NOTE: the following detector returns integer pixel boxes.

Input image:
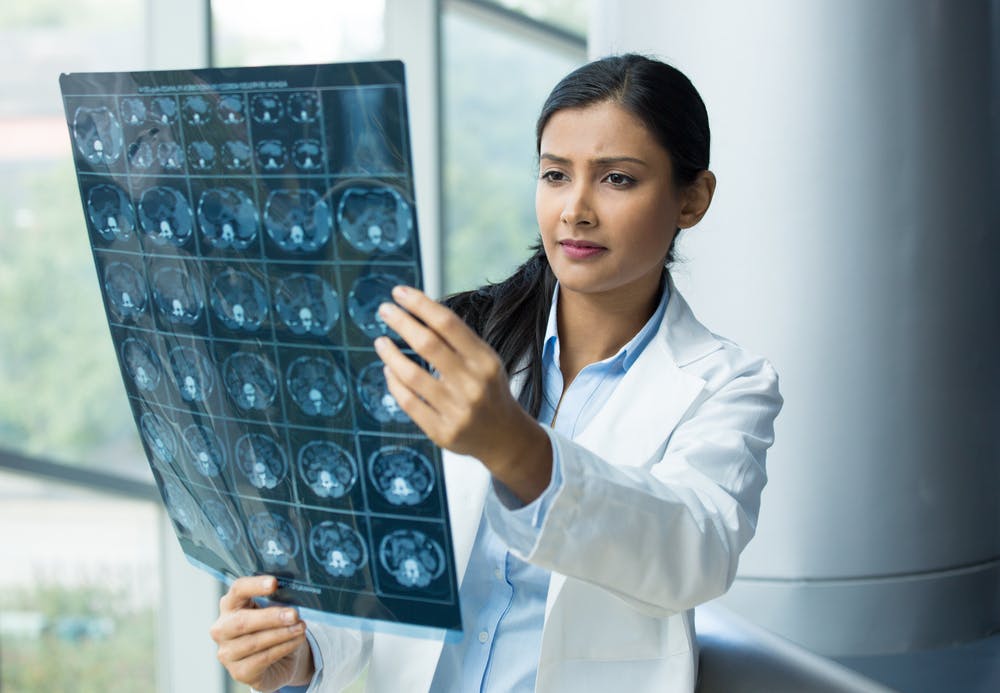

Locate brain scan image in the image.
[218,94,246,124]
[251,93,284,124]
[168,346,215,403]
[182,95,213,126]
[86,184,136,242]
[105,263,148,320]
[309,521,367,578]
[151,266,204,326]
[287,92,320,123]
[222,140,252,171]
[356,361,410,424]
[197,187,259,250]
[223,352,278,411]
[235,433,288,489]
[138,186,194,246]
[183,424,226,477]
[72,106,124,165]
[121,338,162,392]
[286,356,348,417]
[292,139,323,171]
[149,96,178,125]
[156,140,185,171]
[163,480,199,533]
[128,140,154,169]
[263,189,332,252]
[119,97,146,126]
[337,187,412,254]
[378,529,446,588]
[368,446,434,507]
[249,512,299,567]
[202,498,241,550]
[140,412,178,465]
[210,269,268,331]
[297,441,357,499]
[256,140,287,171]
[348,273,400,339]
[187,141,216,171]
[273,273,340,337]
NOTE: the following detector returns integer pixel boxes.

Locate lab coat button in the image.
[494,568,503,580]
[478,630,489,643]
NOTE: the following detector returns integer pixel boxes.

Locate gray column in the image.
[591,0,1000,655]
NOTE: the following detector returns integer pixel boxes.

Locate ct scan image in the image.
[62,60,461,638]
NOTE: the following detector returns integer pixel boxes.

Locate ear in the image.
[677,170,717,230]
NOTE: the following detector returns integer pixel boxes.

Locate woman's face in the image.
[535,100,683,302]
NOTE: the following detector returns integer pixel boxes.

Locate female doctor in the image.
[210,54,782,693]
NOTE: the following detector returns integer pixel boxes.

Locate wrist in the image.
[484,414,553,504]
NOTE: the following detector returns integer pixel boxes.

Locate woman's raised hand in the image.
[374,286,552,503]
[209,576,314,692]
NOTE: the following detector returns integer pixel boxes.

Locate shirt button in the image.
[478,630,489,644]
[494,568,503,580]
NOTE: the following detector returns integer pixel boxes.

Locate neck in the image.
[556,271,664,386]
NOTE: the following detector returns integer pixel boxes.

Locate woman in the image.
[210,54,782,693]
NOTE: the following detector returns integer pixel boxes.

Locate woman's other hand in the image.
[209,576,314,692]
[374,286,552,503]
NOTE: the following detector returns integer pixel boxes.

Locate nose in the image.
[560,182,595,227]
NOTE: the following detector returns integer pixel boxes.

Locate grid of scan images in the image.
[59,61,461,636]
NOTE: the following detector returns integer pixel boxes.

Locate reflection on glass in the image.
[138,186,194,246]
[309,521,367,577]
[338,187,412,253]
[105,263,147,320]
[210,268,268,331]
[286,356,348,417]
[168,346,215,403]
[356,361,409,424]
[183,424,227,477]
[235,433,288,489]
[121,338,161,391]
[222,352,278,411]
[249,512,299,567]
[378,529,446,588]
[297,440,356,498]
[151,266,204,325]
[273,273,340,336]
[86,184,135,241]
[72,106,123,165]
[263,189,331,252]
[368,445,434,506]
[197,187,259,250]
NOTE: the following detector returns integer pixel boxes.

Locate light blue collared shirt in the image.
[428,277,670,692]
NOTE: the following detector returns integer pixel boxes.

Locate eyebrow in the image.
[540,153,649,167]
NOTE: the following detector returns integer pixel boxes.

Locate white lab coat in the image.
[303,275,782,693]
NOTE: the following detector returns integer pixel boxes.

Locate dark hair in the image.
[445,54,711,417]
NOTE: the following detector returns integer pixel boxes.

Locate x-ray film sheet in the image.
[59,61,462,640]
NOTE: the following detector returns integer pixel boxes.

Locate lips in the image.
[559,239,607,260]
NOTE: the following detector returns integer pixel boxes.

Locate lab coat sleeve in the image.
[298,621,372,693]
[488,355,781,618]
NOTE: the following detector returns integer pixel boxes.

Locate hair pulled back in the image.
[445,54,711,417]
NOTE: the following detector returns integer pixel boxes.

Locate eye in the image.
[605,172,636,187]
[540,170,567,183]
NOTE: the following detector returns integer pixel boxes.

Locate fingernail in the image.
[392,285,410,299]
[378,302,396,317]
[373,336,387,352]
[281,608,297,624]
[261,576,275,590]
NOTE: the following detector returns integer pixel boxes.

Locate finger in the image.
[390,286,486,355]
[383,364,443,440]
[227,633,308,687]
[220,619,306,663]
[220,575,278,613]
[212,605,301,643]
[377,302,462,374]
[374,337,445,407]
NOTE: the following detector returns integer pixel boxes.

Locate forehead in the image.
[539,100,664,159]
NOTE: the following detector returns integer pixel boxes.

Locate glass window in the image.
[211,0,385,67]
[479,0,588,38]
[0,1,151,477]
[442,9,583,293]
[0,470,160,691]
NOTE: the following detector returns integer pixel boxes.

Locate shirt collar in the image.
[541,274,671,373]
